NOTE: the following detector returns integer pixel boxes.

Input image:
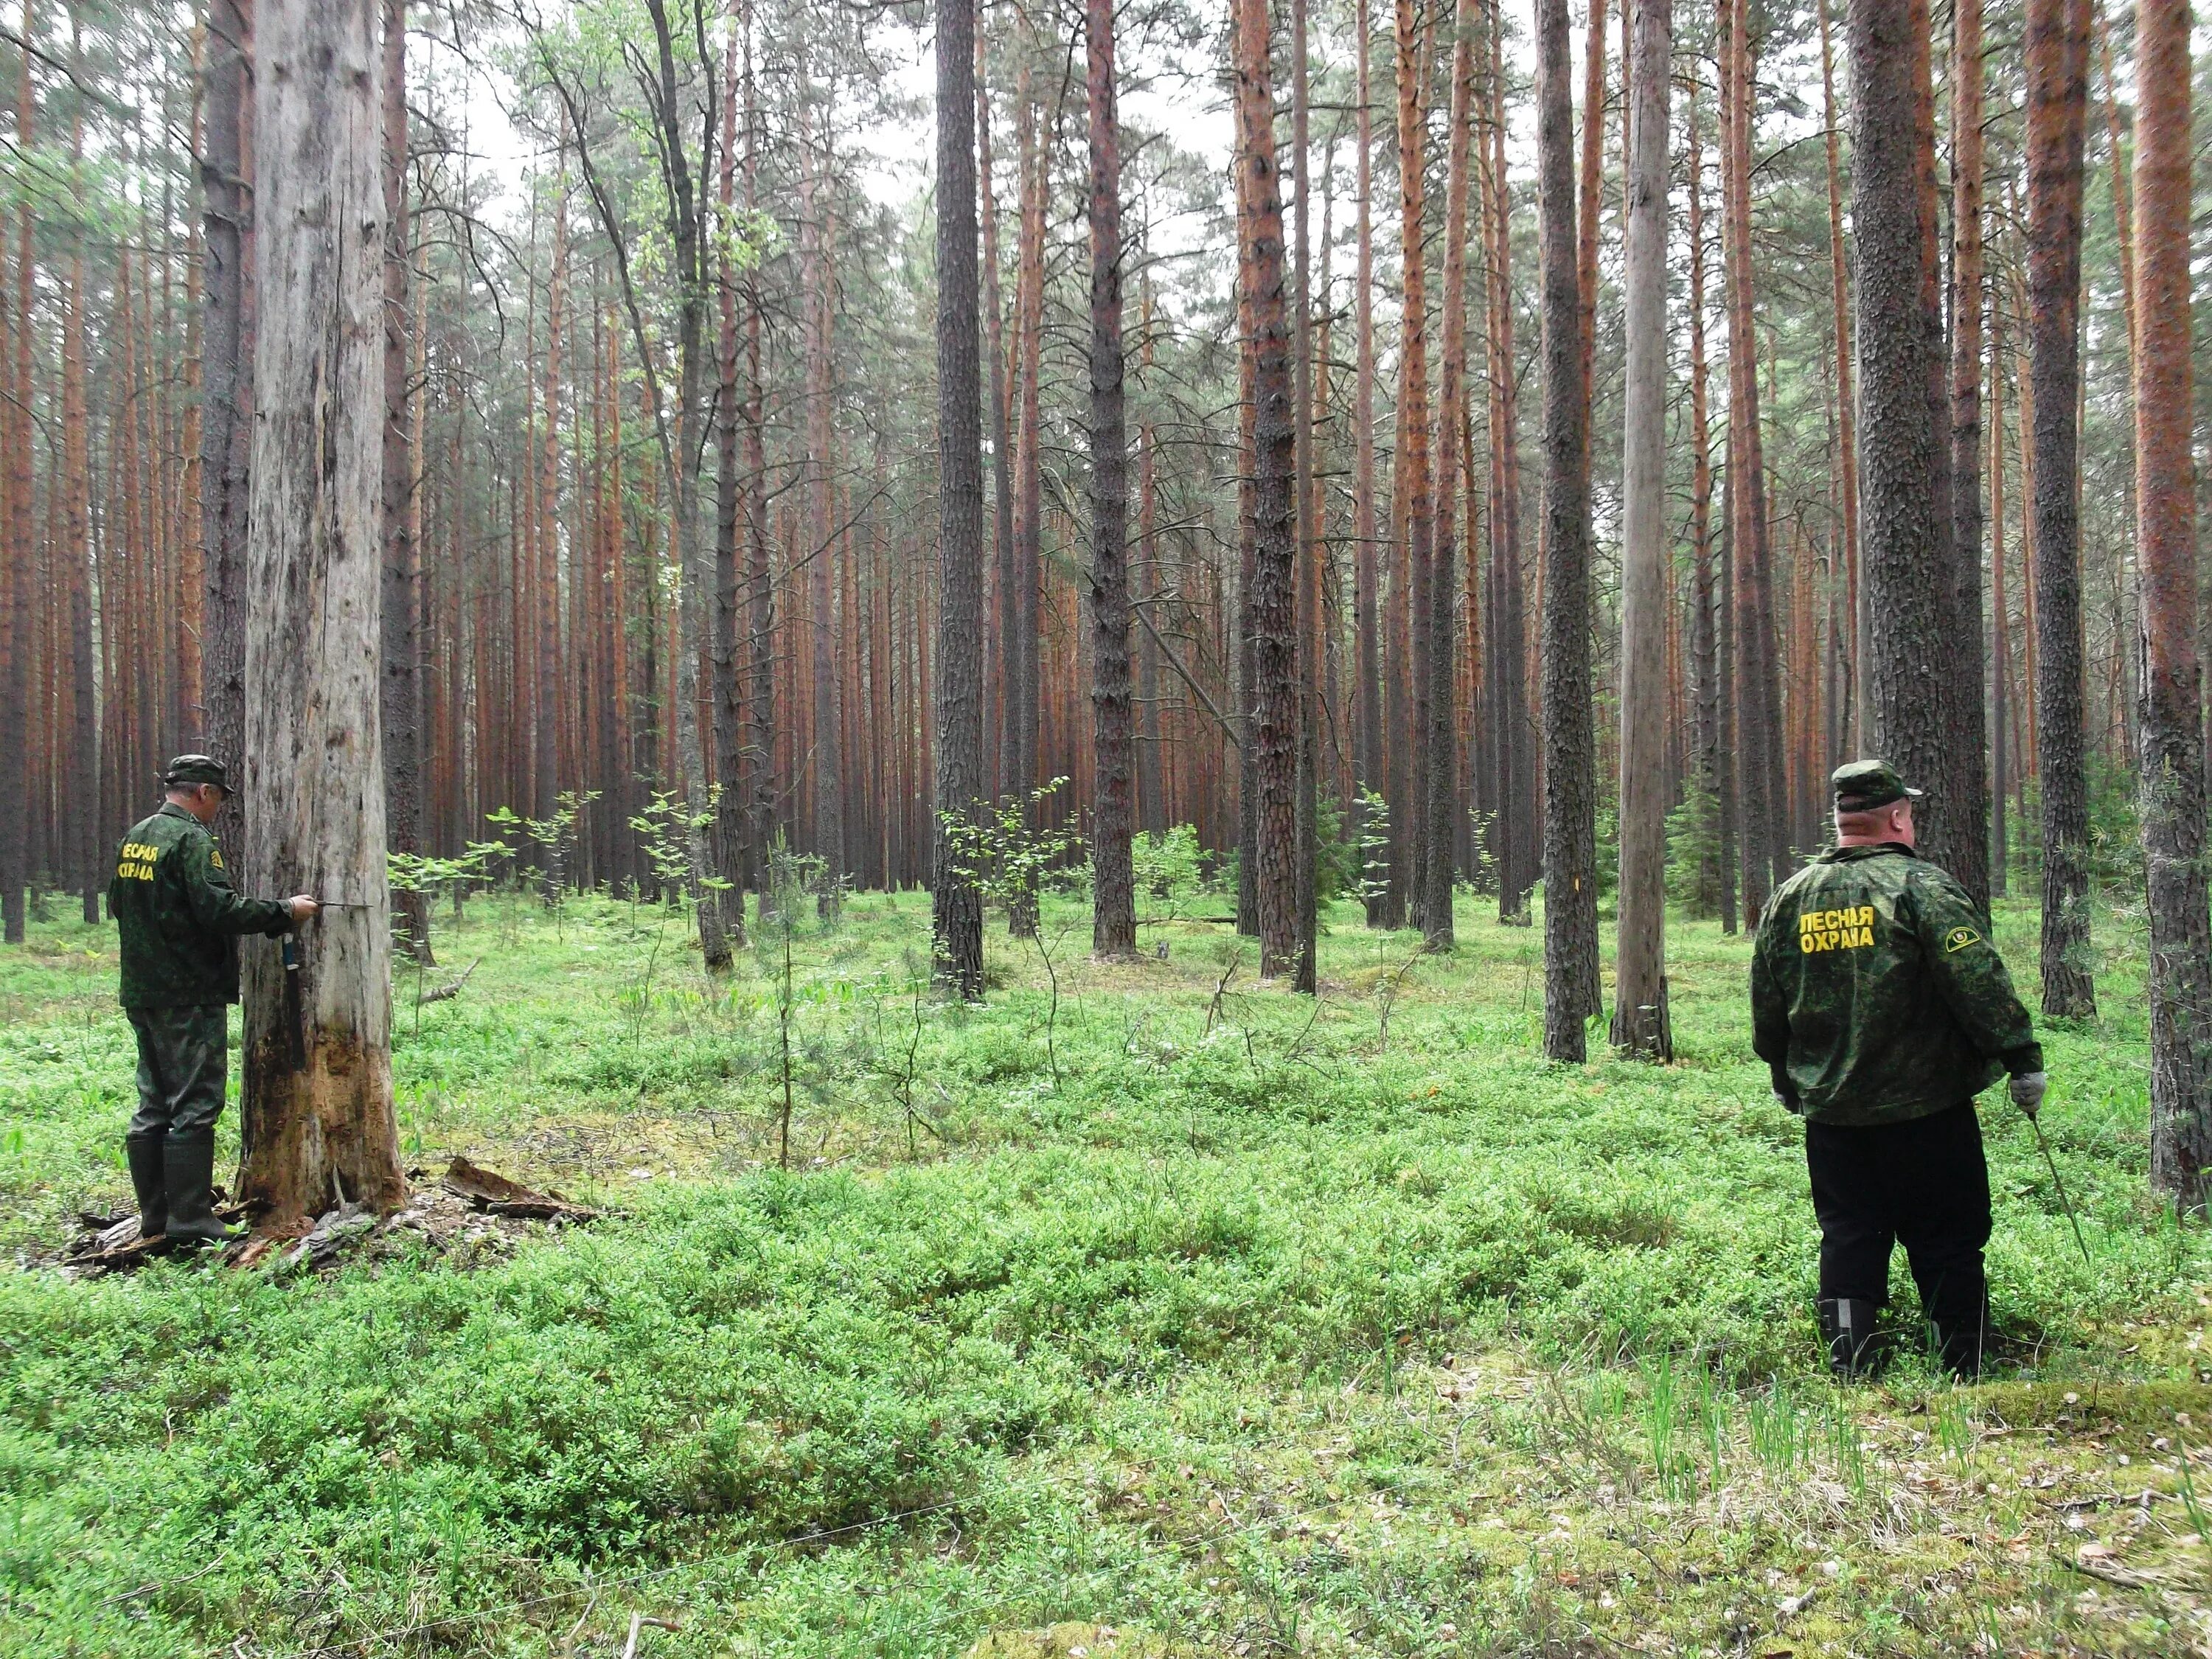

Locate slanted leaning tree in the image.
[238,0,406,1225]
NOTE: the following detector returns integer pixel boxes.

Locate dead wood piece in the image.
[421,956,483,1004]
[62,1233,172,1275]
[440,1155,597,1222]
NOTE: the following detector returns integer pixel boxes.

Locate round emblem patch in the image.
[1944,926,1980,953]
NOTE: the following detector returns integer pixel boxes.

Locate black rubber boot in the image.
[125,1133,168,1239]
[1930,1305,1992,1380]
[161,1131,235,1248]
[1818,1298,1886,1381]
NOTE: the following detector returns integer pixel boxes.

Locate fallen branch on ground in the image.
[440,1155,597,1222]
[422,956,483,1004]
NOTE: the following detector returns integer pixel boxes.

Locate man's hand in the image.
[286,895,320,924]
[2009,1070,2048,1120]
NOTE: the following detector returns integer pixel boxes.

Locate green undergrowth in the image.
[1,885,2205,1655]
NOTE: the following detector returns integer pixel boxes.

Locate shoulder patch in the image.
[209,847,224,869]
[1945,926,1981,953]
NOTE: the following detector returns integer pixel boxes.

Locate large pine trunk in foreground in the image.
[2026,0,2097,1017]
[2131,0,2212,1208]
[1850,0,1952,837]
[239,0,405,1226]
[931,0,987,996]
[1087,0,1135,959]
[1612,0,1671,1059]
[1234,0,1298,979]
[1537,0,1599,1058]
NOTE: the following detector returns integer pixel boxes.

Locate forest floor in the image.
[2,882,2208,1658]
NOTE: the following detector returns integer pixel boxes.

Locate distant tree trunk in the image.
[1087,0,1135,960]
[1352,0,1385,926]
[1005,83,1044,936]
[1392,0,1433,937]
[1576,0,1605,422]
[1815,0,1860,750]
[741,41,775,912]
[1292,0,1318,991]
[1943,0,1990,909]
[712,27,748,945]
[1851,0,1952,852]
[1989,295,2011,895]
[62,46,94,925]
[0,0,29,943]
[1484,1,1535,922]
[1685,78,1726,926]
[380,0,429,964]
[2026,0,2096,1016]
[1537,0,1599,1057]
[1721,0,1784,919]
[1613,0,1670,1059]
[202,0,253,778]
[931,0,987,997]
[1425,0,1477,952]
[2131,0,2211,1208]
[237,0,406,1226]
[799,102,844,919]
[1234,0,1298,978]
[977,38,1015,807]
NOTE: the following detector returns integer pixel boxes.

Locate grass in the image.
[1,880,2207,1657]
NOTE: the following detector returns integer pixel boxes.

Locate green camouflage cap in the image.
[1832,758,1923,813]
[161,754,234,793]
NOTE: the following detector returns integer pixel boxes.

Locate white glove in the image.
[2009,1071,2048,1119]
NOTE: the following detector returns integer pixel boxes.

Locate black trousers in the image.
[1804,1102,1991,1329]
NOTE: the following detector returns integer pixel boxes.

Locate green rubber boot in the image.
[161,1131,236,1248]
[125,1133,167,1240]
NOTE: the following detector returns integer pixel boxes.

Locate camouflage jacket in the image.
[109,803,293,1008]
[1750,844,2042,1126]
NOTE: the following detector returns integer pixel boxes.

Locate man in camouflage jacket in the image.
[1751,759,2047,1378]
[108,756,318,1245]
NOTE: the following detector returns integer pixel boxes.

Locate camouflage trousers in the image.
[125,1005,229,1139]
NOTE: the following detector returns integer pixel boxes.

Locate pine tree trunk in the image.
[1613,0,1671,1059]
[978,38,1016,810]
[2026,0,2096,1016]
[712,28,748,945]
[237,0,406,1227]
[1484,2,1535,923]
[1006,85,1044,936]
[1352,0,1385,925]
[1851,0,1952,848]
[1685,79,1725,925]
[1087,0,1135,960]
[1537,0,1599,1057]
[0,0,30,942]
[799,104,843,920]
[1721,0,1783,919]
[1393,0,1433,937]
[380,0,430,963]
[202,0,253,778]
[2130,0,2212,1207]
[1945,0,1991,905]
[1292,0,1318,990]
[1234,0,1298,978]
[931,0,987,997]
[1425,0,1477,953]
